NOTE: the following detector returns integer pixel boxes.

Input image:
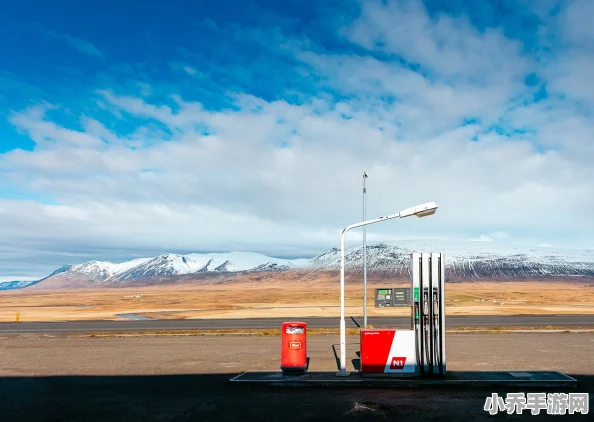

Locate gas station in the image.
[231,201,577,388]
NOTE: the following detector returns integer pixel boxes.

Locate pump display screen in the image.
[375,287,411,307]
[375,288,393,307]
[392,288,411,306]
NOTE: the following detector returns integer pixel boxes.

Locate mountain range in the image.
[2,240,594,290]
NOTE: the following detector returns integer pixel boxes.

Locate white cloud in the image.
[137,82,152,97]
[298,51,517,137]
[535,0,594,109]
[1,0,594,278]
[294,0,532,138]
[3,93,593,255]
[0,277,39,282]
[561,0,594,45]
[169,60,203,77]
[471,232,510,242]
[183,65,197,75]
[471,235,494,242]
[45,30,104,60]
[345,0,529,84]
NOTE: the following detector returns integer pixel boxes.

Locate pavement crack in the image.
[173,398,215,421]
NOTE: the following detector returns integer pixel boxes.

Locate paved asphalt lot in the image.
[1,314,593,333]
[0,332,592,421]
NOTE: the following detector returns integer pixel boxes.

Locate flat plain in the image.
[1,277,594,322]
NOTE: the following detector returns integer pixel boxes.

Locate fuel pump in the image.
[411,252,446,376]
[360,251,446,377]
[431,252,446,375]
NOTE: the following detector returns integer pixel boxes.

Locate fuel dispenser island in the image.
[232,200,577,388]
[360,252,446,377]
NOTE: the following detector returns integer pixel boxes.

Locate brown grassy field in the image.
[1,274,594,322]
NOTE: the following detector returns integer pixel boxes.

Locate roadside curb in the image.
[62,328,594,338]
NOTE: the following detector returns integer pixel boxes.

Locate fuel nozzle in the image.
[423,288,429,316]
[432,287,439,315]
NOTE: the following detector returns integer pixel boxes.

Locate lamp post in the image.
[337,201,438,377]
[362,172,368,328]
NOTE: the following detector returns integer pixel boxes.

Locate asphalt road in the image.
[1,333,593,421]
[1,314,593,333]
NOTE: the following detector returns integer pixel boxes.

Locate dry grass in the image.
[70,326,594,338]
[78,328,363,338]
[1,276,593,322]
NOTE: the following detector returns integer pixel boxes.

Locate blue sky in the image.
[1,0,593,279]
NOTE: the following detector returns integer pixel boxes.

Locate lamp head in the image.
[363,172,368,178]
[415,206,437,218]
[399,201,438,218]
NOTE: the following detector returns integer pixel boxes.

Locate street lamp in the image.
[362,172,368,329]
[337,201,438,377]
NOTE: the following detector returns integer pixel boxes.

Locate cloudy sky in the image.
[1,0,593,280]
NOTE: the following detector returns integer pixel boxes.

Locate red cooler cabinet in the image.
[360,329,417,376]
[280,321,307,373]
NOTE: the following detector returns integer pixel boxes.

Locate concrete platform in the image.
[230,370,578,388]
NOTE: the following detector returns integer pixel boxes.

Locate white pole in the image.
[363,173,368,328]
[337,211,401,377]
[338,230,348,376]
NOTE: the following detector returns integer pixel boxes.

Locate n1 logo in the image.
[390,357,407,370]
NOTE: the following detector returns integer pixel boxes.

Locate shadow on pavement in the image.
[331,343,340,371]
[0,374,592,422]
[332,343,361,373]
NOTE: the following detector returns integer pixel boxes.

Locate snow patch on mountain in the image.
[308,240,594,278]
[59,251,309,283]
[7,240,594,290]
[0,280,40,290]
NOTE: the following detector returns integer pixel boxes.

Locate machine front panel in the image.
[360,329,417,376]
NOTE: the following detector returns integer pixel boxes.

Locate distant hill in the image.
[0,280,40,290]
[4,240,594,290]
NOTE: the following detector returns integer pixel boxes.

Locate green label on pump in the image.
[413,287,420,301]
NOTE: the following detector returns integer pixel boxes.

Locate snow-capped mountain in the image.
[0,280,40,291]
[6,240,594,290]
[54,251,309,284]
[306,240,594,278]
